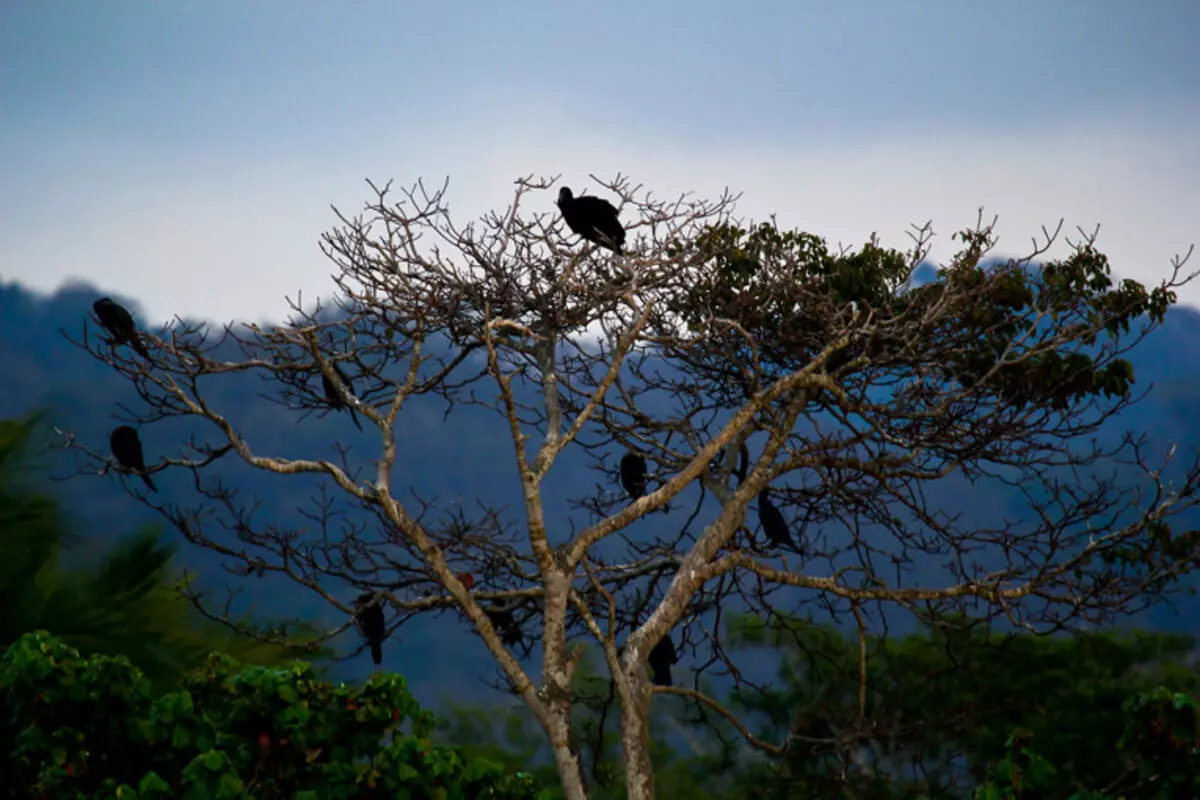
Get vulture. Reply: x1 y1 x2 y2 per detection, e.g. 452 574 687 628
109 425 156 492
648 636 679 687
620 452 648 500
354 592 386 665
321 362 363 432
620 451 671 513
557 186 626 254
93 297 151 360
757 490 794 550
484 605 524 648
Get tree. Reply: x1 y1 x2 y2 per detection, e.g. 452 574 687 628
55 175 1200 799
0 412 330 693
0 632 545 798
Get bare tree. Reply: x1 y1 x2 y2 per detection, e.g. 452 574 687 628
57 174 1200 800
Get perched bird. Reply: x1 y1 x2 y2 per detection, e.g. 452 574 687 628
620 451 672 513
109 425 156 492
321 362 363 432
620 452 648 500
484 604 524 648
648 636 679 687
353 592 386 665
758 490 794 549
557 186 626 254
93 297 151 360
455 571 475 591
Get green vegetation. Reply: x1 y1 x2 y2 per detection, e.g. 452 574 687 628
0 632 544 799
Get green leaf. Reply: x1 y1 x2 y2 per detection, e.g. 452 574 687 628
138 772 173 796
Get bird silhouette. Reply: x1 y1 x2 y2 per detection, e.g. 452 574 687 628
648 636 679 687
109 425 156 492
354 592 386 665
620 451 672 513
757 490 794 549
484 604 524 648
321 362 363 432
557 186 626 254
93 297 151 360
620 452 648 500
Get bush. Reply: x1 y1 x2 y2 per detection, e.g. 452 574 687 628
969 687 1198 800
1 631 547 799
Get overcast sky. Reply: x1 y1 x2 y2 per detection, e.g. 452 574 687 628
2 1 1197 325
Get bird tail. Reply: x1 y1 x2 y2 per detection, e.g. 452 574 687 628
652 670 672 687
370 640 383 665
348 407 363 432
131 335 152 361
140 472 157 493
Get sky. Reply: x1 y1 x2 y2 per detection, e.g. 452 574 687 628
2 1 1198 326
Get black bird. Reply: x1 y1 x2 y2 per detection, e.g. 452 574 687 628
620 452 672 513
484 605 524 648
758 490 794 549
93 297 151 360
620 452 648 500
557 186 626 254
321 363 363 432
109 425 156 492
354 592 386 665
648 636 679 687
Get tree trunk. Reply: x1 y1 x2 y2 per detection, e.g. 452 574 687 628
619 679 656 800
547 710 590 800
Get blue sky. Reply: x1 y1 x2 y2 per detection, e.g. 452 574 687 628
2 1 1198 323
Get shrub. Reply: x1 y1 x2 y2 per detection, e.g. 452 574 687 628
1 631 547 799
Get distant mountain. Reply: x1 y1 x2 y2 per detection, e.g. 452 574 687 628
2 278 1199 714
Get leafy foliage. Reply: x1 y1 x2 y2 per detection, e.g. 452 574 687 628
670 220 1176 413
969 688 1198 799
717 613 1200 798
0 632 547 799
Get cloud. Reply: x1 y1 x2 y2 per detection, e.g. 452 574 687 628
2 102 1196 326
